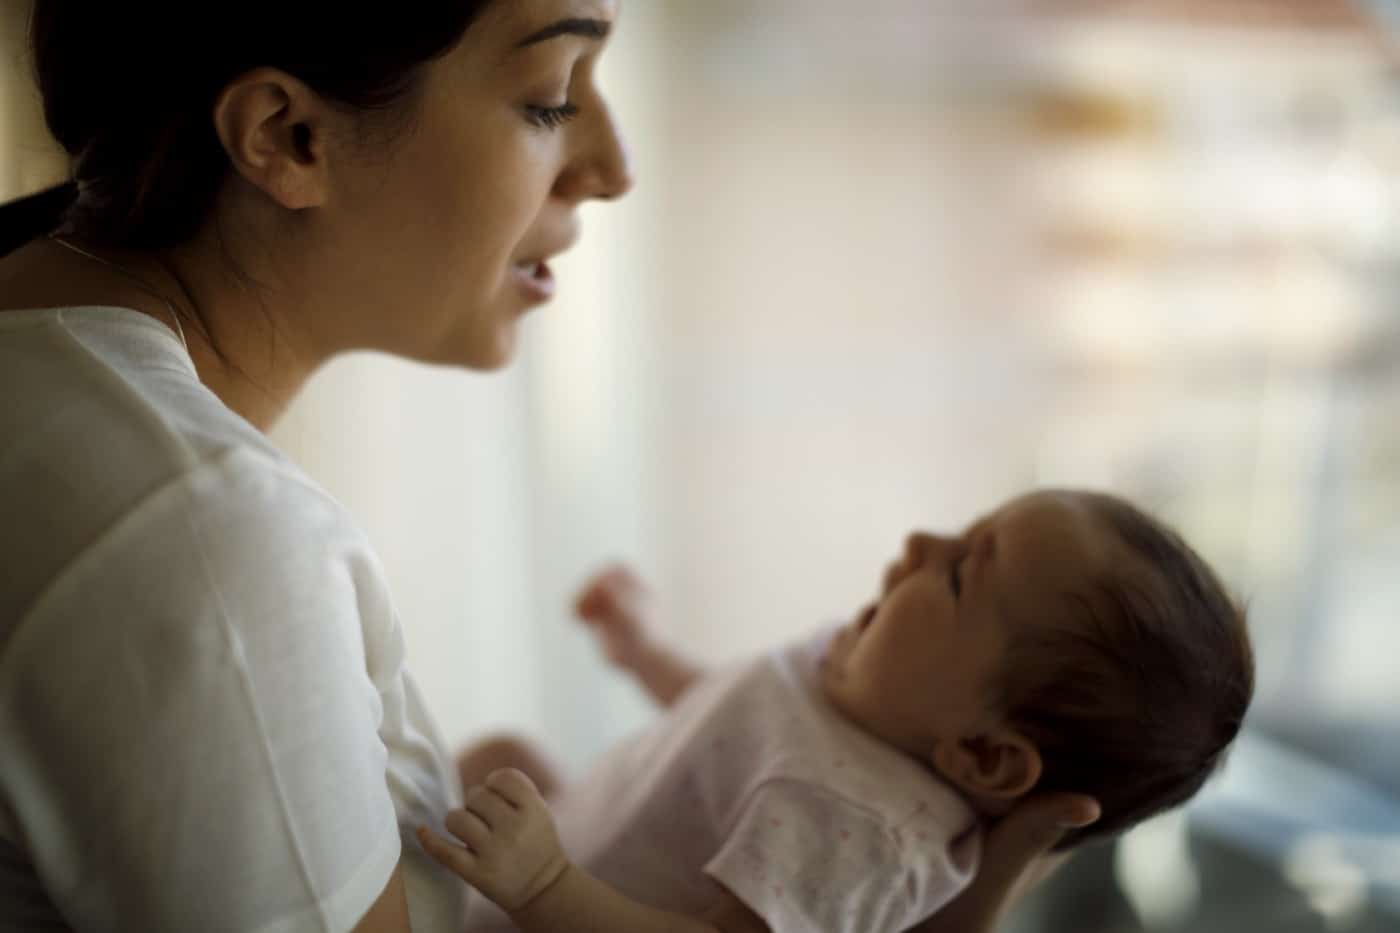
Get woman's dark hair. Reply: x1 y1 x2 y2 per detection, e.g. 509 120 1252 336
994 493 1254 851
0 2 496 258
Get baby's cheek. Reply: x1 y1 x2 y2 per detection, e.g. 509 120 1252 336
883 588 942 644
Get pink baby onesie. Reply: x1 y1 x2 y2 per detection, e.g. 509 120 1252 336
462 629 980 932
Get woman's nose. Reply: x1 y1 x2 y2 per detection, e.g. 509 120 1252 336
556 102 635 203
594 124 634 200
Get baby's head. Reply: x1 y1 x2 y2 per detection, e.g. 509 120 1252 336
819 489 1253 850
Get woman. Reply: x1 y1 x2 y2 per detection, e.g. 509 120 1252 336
0 2 1097 931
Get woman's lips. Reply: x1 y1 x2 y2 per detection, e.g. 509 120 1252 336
511 260 556 303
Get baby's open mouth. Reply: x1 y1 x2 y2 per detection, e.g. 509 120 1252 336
856 603 877 635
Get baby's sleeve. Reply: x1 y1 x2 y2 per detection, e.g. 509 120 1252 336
703 779 929 933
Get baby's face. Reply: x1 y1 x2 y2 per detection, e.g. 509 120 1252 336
819 490 1124 765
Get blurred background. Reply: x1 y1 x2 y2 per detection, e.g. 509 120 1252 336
3 0 1398 929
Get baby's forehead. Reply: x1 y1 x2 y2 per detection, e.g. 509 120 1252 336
984 494 1134 623
990 493 1119 566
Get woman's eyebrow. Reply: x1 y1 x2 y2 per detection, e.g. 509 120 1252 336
516 18 612 49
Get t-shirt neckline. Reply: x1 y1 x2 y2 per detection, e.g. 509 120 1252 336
0 304 194 373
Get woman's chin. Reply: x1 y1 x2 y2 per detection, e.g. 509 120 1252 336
473 346 515 371
452 326 519 371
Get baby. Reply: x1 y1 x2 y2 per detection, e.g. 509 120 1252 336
419 489 1255 933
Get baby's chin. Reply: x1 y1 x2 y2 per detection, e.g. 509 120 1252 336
818 634 850 692
815 649 843 699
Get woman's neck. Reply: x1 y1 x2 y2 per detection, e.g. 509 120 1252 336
1 236 317 432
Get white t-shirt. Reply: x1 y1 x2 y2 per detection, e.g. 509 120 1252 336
464 630 981 933
0 307 466 932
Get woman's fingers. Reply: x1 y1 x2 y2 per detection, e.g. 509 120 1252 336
908 792 1099 933
977 793 1100 911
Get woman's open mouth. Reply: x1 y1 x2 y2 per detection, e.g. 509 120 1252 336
511 259 556 303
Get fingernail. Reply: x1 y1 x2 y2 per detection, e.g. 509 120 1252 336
1059 806 1100 828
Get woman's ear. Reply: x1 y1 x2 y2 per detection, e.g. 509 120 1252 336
212 67 332 212
932 729 1042 800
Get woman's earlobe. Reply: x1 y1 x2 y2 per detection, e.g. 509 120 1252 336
274 171 322 211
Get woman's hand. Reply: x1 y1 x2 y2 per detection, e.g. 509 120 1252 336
418 769 570 914
574 564 657 671
907 792 1101 933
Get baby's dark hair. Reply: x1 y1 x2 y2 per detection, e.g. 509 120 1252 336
993 493 1253 851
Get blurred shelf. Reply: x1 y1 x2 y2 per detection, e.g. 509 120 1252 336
1189 730 1400 915
1027 0 1384 34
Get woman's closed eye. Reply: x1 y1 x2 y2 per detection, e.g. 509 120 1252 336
524 102 580 130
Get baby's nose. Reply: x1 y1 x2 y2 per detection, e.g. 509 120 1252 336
907 532 966 572
904 532 937 566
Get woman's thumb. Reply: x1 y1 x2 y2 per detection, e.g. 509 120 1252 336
980 793 1099 894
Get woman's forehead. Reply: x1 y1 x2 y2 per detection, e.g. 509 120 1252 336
493 0 619 33
460 0 619 68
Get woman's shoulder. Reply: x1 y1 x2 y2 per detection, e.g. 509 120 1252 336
0 306 360 623
0 238 178 334
0 300 276 469
10 443 397 676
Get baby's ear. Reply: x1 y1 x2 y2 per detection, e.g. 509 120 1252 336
932 729 1042 800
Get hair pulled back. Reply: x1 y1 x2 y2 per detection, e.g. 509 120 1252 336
0 2 494 258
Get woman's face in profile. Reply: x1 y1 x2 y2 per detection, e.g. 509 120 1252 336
328 0 633 369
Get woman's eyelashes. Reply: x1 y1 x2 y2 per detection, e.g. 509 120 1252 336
524 102 581 130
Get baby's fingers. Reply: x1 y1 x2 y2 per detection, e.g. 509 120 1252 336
417 826 479 882
485 767 542 810
446 805 494 849
574 574 620 618
464 784 519 832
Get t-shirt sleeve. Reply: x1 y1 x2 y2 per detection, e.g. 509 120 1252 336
703 780 928 933
0 449 403 933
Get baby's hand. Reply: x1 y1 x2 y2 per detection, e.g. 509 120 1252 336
573 564 655 670
418 769 569 915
